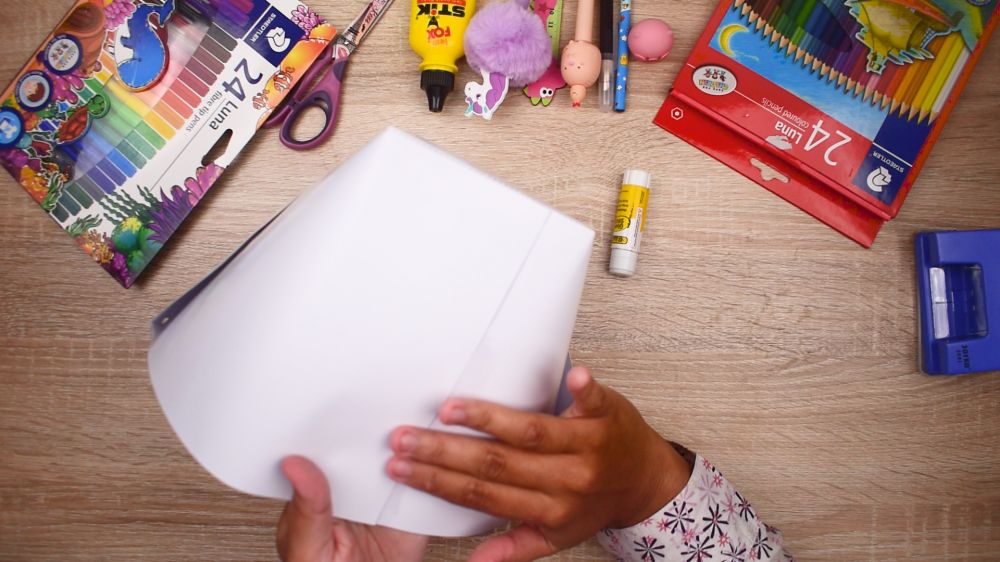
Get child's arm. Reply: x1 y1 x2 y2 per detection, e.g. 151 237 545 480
386 367 792 561
597 449 792 562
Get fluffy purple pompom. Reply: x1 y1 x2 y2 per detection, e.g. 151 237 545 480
464 1 552 87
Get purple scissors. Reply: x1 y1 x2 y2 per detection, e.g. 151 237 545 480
264 0 394 149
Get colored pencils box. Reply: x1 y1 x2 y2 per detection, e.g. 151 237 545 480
0 0 334 287
655 0 999 247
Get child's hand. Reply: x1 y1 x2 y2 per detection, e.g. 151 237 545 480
386 367 692 562
277 456 428 562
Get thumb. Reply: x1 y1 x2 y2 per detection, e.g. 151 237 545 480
468 525 557 562
562 367 611 418
277 456 334 561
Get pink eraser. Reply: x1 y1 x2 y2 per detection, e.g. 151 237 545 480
628 19 673 62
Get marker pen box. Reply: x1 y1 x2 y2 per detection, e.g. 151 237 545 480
916 229 1000 376
0 0 333 287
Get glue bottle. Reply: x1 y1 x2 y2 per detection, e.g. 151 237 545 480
609 169 650 277
409 0 475 112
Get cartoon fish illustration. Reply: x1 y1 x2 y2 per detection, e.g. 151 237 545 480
522 58 566 106
114 0 175 91
465 70 509 120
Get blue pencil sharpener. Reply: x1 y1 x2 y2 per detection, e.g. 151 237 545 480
916 229 1000 376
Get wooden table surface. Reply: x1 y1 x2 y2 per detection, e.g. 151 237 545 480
2 0 999 560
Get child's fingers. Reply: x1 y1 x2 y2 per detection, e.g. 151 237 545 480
389 426 573 489
281 456 332 516
467 524 558 562
563 367 612 417
386 457 559 526
276 456 333 561
438 398 580 453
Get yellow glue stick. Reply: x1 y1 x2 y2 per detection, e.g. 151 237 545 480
609 169 651 277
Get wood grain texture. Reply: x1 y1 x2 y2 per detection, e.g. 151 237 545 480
1 0 999 560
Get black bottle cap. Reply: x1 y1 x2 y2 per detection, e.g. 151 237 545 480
420 70 454 113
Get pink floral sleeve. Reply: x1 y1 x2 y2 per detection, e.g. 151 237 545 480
596 452 792 562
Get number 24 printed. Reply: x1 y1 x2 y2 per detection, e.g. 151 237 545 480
222 59 264 102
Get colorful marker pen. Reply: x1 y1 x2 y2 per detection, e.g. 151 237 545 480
609 169 650 277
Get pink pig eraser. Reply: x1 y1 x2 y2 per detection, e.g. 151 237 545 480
628 19 673 62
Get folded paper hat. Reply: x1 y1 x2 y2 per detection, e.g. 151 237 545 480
147 127 594 537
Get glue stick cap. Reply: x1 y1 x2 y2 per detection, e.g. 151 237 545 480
421 70 454 112
609 250 639 277
623 169 651 189
609 169 652 278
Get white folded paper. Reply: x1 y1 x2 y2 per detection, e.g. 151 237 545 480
148 127 594 537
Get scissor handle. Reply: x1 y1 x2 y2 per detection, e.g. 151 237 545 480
263 44 332 131
263 99 294 129
278 58 348 150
